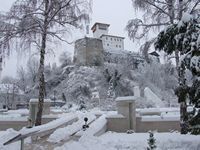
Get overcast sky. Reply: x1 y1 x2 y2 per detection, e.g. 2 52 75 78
0 0 140 78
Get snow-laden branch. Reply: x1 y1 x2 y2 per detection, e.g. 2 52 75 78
143 0 171 17
190 1 200 14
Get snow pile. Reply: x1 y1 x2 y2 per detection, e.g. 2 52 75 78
55 132 200 150
48 112 96 143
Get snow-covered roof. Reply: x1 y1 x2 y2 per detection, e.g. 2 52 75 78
91 22 110 31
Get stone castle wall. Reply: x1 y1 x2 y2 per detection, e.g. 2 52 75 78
74 37 144 67
74 37 104 66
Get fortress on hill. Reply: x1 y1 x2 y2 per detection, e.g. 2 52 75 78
73 22 144 68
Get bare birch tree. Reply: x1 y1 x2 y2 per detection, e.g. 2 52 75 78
0 0 91 125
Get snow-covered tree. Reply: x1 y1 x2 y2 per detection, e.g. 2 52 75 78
147 131 157 150
155 12 200 134
126 0 200 67
0 0 91 125
17 66 27 93
0 76 19 109
27 57 39 86
59 51 72 68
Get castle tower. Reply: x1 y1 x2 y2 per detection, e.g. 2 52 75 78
91 22 125 51
91 22 110 38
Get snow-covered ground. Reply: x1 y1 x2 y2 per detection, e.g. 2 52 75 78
0 107 199 150
55 132 200 150
48 112 96 143
1 127 200 150
0 129 20 150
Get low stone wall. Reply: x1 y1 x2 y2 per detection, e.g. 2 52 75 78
0 120 27 131
136 117 180 132
106 115 129 132
0 117 57 131
106 96 180 133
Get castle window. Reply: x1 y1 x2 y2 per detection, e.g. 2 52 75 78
106 37 108 40
107 44 109 46
99 24 107 30
111 38 112 41
119 45 121 48
116 45 118 47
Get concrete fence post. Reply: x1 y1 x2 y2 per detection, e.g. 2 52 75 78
116 96 137 131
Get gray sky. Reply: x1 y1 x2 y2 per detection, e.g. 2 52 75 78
0 0 139 78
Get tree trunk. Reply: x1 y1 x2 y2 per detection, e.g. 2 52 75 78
179 59 188 134
35 37 46 126
178 0 188 134
35 0 49 126
180 101 188 134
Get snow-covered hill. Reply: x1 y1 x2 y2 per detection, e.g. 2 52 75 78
43 57 178 110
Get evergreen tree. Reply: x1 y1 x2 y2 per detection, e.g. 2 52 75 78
147 131 156 150
155 12 200 134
